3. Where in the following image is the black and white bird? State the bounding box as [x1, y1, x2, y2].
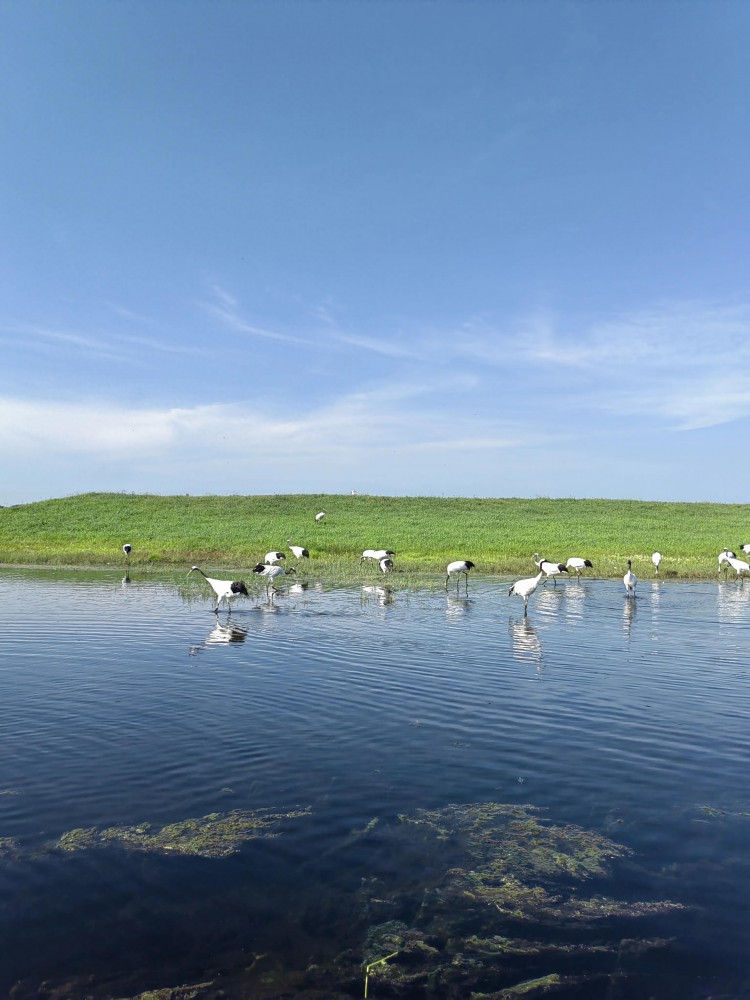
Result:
[122, 543, 132, 559]
[264, 551, 286, 565]
[726, 555, 750, 581]
[379, 556, 394, 574]
[252, 563, 297, 593]
[315, 511, 326, 523]
[718, 548, 737, 575]
[566, 557, 593, 577]
[533, 553, 569, 585]
[188, 566, 249, 612]
[287, 539, 310, 560]
[361, 548, 395, 564]
[651, 552, 662, 575]
[445, 559, 475, 593]
[623, 559, 637, 598]
[509, 567, 545, 615]
[740, 543, 750, 555]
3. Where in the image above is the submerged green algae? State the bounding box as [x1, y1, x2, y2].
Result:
[55, 807, 311, 859]
[10, 801, 688, 999]
[358, 802, 684, 997]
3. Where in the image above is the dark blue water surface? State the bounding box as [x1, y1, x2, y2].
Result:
[1, 568, 749, 998]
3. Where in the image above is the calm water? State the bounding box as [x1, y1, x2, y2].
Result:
[1, 568, 750, 998]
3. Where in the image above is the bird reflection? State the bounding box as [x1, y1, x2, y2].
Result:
[121, 571, 131, 587]
[361, 585, 393, 607]
[717, 577, 750, 624]
[509, 617, 543, 672]
[536, 586, 565, 616]
[446, 595, 470, 619]
[622, 596, 636, 641]
[289, 581, 309, 595]
[205, 619, 248, 645]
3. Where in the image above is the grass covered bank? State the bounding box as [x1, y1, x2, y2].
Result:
[0, 492, 748, 579]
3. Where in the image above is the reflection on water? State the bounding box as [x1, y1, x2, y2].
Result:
[361, 584, 393, 607]
[205, 619, 248, 645]
[445, 594, 469, 619]
[2, 571, 750, 998]
[717, 576, 750, 623]
[508, 616, 542, 672]
[622, 593, 637, 641]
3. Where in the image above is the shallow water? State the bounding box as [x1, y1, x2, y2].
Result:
[1, 568, 750, 997]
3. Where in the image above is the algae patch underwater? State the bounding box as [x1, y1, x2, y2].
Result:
[358, 802, 684, 997]
[55, 806, 311, 859]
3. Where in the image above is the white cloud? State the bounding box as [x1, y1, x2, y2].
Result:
[0, 377, 552, 466]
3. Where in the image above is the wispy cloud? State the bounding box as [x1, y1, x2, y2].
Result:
[0, 375, 554, 463]
[1, 321, 212, 364]
[599, 374, 750, 431]
[203, 285, 313, 346]
[524, 301, 750, 370]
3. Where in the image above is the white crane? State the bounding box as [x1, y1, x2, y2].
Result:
[188, 566, 249, 612]
[726, 555, 750, 581]
[122, 543, 132, 559]
[623, 559, 637, 598]
[287, 539, 310, 560]
[445, 559, 475, 593]
[718, 548, 736, 575]
[651, 552, 662, 576]
[566, 557, 593, 577]
[509, 567, 545, 616]
[379, 556, 394, 574]
[361, 548, 395, 564]
[264, 551, 286, 564]
[252, 562, 297, 593]
[533, 553, 569, 585]
[315, 511, 326, 523]
[740, 543, 750, 555]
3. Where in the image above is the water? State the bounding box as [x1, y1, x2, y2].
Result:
[1, 568, 749, 998]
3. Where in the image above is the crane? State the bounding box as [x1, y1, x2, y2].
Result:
[623, 560, 637, 598]
[252, 563, 297, 593]
[188, 566, 249, 612]
[509, 567, 545, 615]
[566, 557, 593, 577]
[445, 560, 475, 593]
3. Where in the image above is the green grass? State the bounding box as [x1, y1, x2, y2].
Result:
[0, 491, 748, 578]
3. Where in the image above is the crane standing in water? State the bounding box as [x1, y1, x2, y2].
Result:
[188, 566, 249, 612]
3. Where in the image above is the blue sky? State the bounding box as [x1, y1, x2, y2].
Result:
[2, 0, 750, 505]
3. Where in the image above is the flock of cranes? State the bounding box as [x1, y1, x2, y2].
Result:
[121, 517, 750, 615]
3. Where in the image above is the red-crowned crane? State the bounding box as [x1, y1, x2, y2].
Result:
[122, 543, 132, 560]
[726, 555, 750, 581]
[287, 539, 310, 560]
[315, 511, 326, 523]
[509, 567, 545, 616]
[264, 551, 286, 565]
[445, 559, 475, 593]
[379, 557, 394, 574]
[533, 553, 569, 586]
[188, 566, 249, 612]
[623, 560, 637, 598]
[361, 548, 395, 564]
[651, 552, 662, 576]
[566, 557, 593, 578]
[252, 562, 297, 593]
[718, 548, 736, 576]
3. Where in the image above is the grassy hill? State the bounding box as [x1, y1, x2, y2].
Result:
[1, 492, 748, 578]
